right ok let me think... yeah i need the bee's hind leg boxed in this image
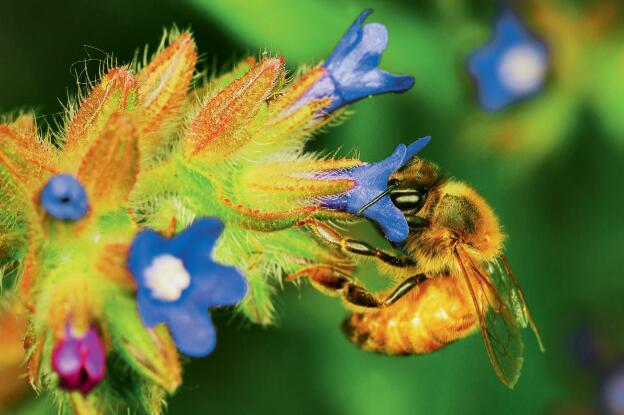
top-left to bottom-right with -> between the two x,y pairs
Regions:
288,264 -> 425,309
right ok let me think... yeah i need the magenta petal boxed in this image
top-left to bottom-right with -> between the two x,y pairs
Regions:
52,326 -> 106,395
80,329 -> 106,394
52,337 -> 83,390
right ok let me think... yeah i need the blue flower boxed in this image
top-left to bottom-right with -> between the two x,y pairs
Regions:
468,10 -> 548,111
601,364 -> 624,415
128,218 -> 247,357
40,174 -> 89,221
300,9 -> 414,113
321,136 -> 430,243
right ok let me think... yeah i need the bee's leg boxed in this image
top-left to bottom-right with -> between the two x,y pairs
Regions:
379,274 -> 427,306
288,264 -> 380,307
300,220 -> 415,268
288,264 -> 425,309
344,274 -> 427,308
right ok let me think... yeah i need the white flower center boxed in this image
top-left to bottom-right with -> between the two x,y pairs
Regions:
498,44 -> 546,94
143,254 -> 191,301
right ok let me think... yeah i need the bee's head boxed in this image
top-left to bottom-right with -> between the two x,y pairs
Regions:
386,158 -> 440,231
388,158 -> 503,263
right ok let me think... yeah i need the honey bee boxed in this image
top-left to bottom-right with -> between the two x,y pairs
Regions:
293,157 -> 544,388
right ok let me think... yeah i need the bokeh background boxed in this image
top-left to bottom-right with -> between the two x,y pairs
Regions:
1,0 -> 623,414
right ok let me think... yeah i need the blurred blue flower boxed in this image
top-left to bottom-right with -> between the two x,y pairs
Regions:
321,136 -> 430,243
300,9 -> 414,113
468,10 -> 548,111
601,364 -> 624,415
568,323 -> 602,368
128,218 -> 247,357
40,174 -> 89,221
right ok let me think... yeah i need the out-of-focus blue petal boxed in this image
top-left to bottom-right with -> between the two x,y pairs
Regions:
128,229 -> 169,286
40,174 -> 89,221
128,217 -> 246,358
190,263 -> 248,308
169,218 -> 224,259
136,290 -> 169,327
166,305 -> 217,358
468,10 -> 548,111
601,364 -> 624,415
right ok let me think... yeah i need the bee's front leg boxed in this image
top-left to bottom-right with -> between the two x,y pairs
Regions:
299,220 -> 415,268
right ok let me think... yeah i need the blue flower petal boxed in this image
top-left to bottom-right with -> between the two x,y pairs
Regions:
325,9 -> 374,67
127,229 -> 169,286
166,305 -> 217,357
345,144 -> 405,212
190,263 -> 247,308
405,136 -> 431,161
298,9 -> 414,114
324,10 -> 414,112
136,290 -> 169,327
345,144 -> 407,243
468,10 -> 548,111
169,218 -> 224,261
40,174 -> 89,221
322,136 -> 430,243
128,217 -> 246,358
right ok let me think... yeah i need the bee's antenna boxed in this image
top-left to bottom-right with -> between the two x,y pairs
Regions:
356,182 -> 399,215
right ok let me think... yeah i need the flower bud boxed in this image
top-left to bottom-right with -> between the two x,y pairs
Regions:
52,326 -> 105,395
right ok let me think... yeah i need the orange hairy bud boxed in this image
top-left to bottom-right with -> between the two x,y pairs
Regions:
192,56 -> 257,103
184,57 -> 284,160
137,32 -> 197,158
241,159 -> 358,204
0,303 -> 28,411
0,120 -> 56,191
64,68 -> 138,165
77,112 -> 140,210
267,66 -> 326,115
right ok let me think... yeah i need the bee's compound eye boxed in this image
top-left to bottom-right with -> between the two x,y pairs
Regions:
390,189 -> 425,212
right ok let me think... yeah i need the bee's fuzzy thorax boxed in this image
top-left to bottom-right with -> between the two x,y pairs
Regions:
438,180 -> 505,262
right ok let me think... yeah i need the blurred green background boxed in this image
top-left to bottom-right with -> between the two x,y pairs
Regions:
2,0 -> 623,414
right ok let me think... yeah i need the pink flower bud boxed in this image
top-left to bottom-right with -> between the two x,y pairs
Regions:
52,326 -> 105,395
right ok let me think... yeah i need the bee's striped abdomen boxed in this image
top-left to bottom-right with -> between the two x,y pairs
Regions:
342,275 -> 479,355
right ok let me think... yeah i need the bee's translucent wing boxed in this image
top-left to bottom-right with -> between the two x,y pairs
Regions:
454,248 -> 525,389
490,256 -> 545,352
